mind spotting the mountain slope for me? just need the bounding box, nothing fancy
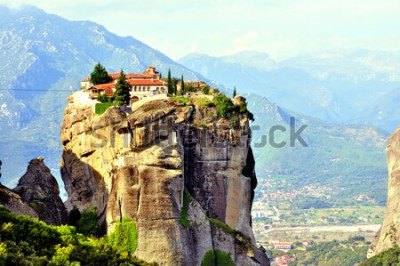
[179,50,400,125]
[245,93,388,206]
[0,5,203,187]
[352,87,400,132]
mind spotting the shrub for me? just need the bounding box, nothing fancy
[202,85,210,95]
[95,102,115,115]
[96,94,111,103]
[185,84,197,93]
[108,218,138,255]
[213,95,236,118]
[201,249,235,266]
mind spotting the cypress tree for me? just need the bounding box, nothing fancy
[173,78,178,95]
[90,62,112,85]
[0,159,2,179]
[233,86,237,98]
[114,69,131,105]
[180,75,185,95]
[167,69,173,95]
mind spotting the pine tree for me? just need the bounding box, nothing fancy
[0,159,2,179]
[233,86,237,98]
[167,69,173,95]
[180,75,185,95]
[114,69,131,106]
[90,63,112,85]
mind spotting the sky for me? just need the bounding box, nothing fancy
[0,0,399,60]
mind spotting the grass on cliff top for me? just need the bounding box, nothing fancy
[171,96,189,104]
[95,102,115,115]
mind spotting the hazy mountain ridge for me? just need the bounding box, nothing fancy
[179,50,400,128]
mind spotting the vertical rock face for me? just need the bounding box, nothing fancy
[60,91,269,265]
[13,157,67,225]
[369,126,400,257]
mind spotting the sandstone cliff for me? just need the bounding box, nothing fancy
[369,126,400,257]
[60,91,269,265]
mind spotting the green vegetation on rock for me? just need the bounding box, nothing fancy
[0,207,152,265]
[180,188,191,228]
[360,246,400,266]
[213,95,236,118]
[206,217,236,235]
[171,96,189,104]
[109,218,138,255]
[201,249,235,266]
[95,102,115,115]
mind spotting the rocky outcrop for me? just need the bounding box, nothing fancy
[13,157,67,225]
[0,183,38,218]
[60,91,269,265]
[369,126,400,257]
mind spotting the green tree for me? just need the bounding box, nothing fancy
[233,87,237,98]
[0,159,2,179]
[90,63,112,85]
[167,69,173,95]
[109,218,138,255]
[180,75,185,95]
[113,69,131,105]
[77,206,98,236]
[172,77,179,95]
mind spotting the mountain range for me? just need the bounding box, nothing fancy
[179,50,400,131]
[0,5,390,206]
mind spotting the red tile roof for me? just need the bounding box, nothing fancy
[80,66,160,83]
[92,83,115,90]
[127,79,164,86]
